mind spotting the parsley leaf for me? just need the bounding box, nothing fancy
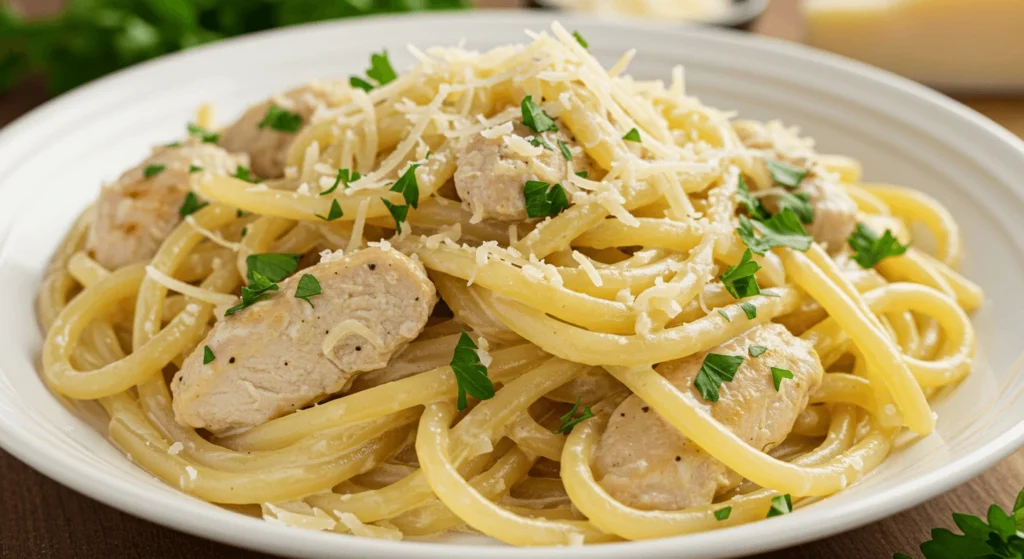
[382,199,409,230]
[777,191,814,224]
[623,128,642,143]
[899,489,1024,559]
[232,165,259,183]
[737,209,813,255]
[766,160,808,189]
[554,396,594,435]
[848,223,909,269]
[740,302,757,320]
[258,104,303,133]
[315,199,343,221]
[767,494,793,517]
[189,165,203,174]
[737,176,769,220]
[523,181,569,219]
[714,507,732,521]
[557,139,573,161]
[521,95,558,133]
[294,274,321,307]
[749,345,767,358]
[771,367,793,391]
[202,346,215,364]
[529,136,553,151]
[366,50,397,86]
[349,76,374,92]
[720,248,761,299]
[144,164,166,178]
[178,192,208,218]
[575,171,589,179]
[573,30,589,49]
[225,270,279,316]
[321,168,360,196]
[717,309,731,322]
[245,253,300,283]
[390,164,420,208]
[187,123,219,143]
[694,353,744,402]
[450,331,495,410]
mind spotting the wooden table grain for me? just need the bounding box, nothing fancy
[2,1,1023,558]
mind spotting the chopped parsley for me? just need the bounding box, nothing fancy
[225,270,278,316]
[771,367,793,391]
[553,396,594,435]
[187,122,219,143]
[258,104,303,133]
[848,223,909,269]
[390,164,420,208]
[573,30,589,49]
[694,353,744,402]
[529,136,553,151]
[232,165,259,183]
[767,494,793,517]
[350,50,397,91]
[236,209,249,217]
[766,160,807,189]
[202,346,215,364]
[382,199,409,230]
[315,199,343,222]
[717,309,731,322]
[294,274,322,307]
[189,165,203,174]
[321,168,360,196]
[575,171,589,179]
[740,302,757,320]
[523,180,569,218]
[450,331,495,410]
[622,128,642,143]
[144,164,165,178]
[349,76,373,92]
[178,192,208,218]
[748,345,767,358]
[165,141,181,148]
[714,507,732,521]
[557,139,573,161]
[241,227,248,238]
[719,248,761,299]
[894,486,1024,559]
[521,95,558,133]
[737,176,769,220]
[776,191,814,224]
[736,208,812,255]
[246,253,300,283]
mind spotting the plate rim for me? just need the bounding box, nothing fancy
[1,10,1023,559]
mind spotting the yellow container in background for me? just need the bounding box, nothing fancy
[806,0,1024,92]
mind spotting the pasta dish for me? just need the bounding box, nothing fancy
[36,22,980,545]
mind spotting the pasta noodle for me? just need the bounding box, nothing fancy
[35,22,980,546]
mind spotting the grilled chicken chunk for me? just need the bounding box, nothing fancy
[86,142,247,270]
[219,84,340,179]
[734,119,858,251]
[593,324,823,511]
[453,120,592,222]
[171,247,437,433]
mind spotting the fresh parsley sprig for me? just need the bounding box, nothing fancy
[294,274,321,307]
[450,331,494,410]
[770,367,793,391]
[737,176,769,220]
[894,487,1024,559]
[315,199,343,221]
[720,248,761,299]
[390,164,420,208]
[848,223,909,269]
[382,199,409,230]
[258,104,303,132]
[187,123,219,144]
[178,192,208,218]
[622,128,642,143]
[766,159,808,189]
[521,95,558,134]
[553,396,594,435]
[202,345,215,364]
[523,180,569,218]
[321,168,360,196]
[737,208,813,255]
[224,253,300,316]
[144,164,165,178]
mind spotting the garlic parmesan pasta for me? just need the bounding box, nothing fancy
[37,22,980,546]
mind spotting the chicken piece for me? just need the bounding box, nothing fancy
[86,142,247,270]
[171,247,437,433]
[734,119,858,251]
[593,324,823,511]
[453,120,593,222]
[218,84,340,179]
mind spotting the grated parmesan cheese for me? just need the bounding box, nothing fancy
[322,319,384,358]
[145,266,239,307]
[571,251,604,287]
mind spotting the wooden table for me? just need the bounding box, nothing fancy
[2,1,1022,558]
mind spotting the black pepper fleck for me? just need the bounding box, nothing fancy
[641,406,649,413]
[229,357,236,364]
[368,263,376,271]
[675,456,681,462]
[355,346,362,351]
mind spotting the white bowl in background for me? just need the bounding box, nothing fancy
[0,10,1022,559]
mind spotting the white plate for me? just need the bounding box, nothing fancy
[1,11,1023,559]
